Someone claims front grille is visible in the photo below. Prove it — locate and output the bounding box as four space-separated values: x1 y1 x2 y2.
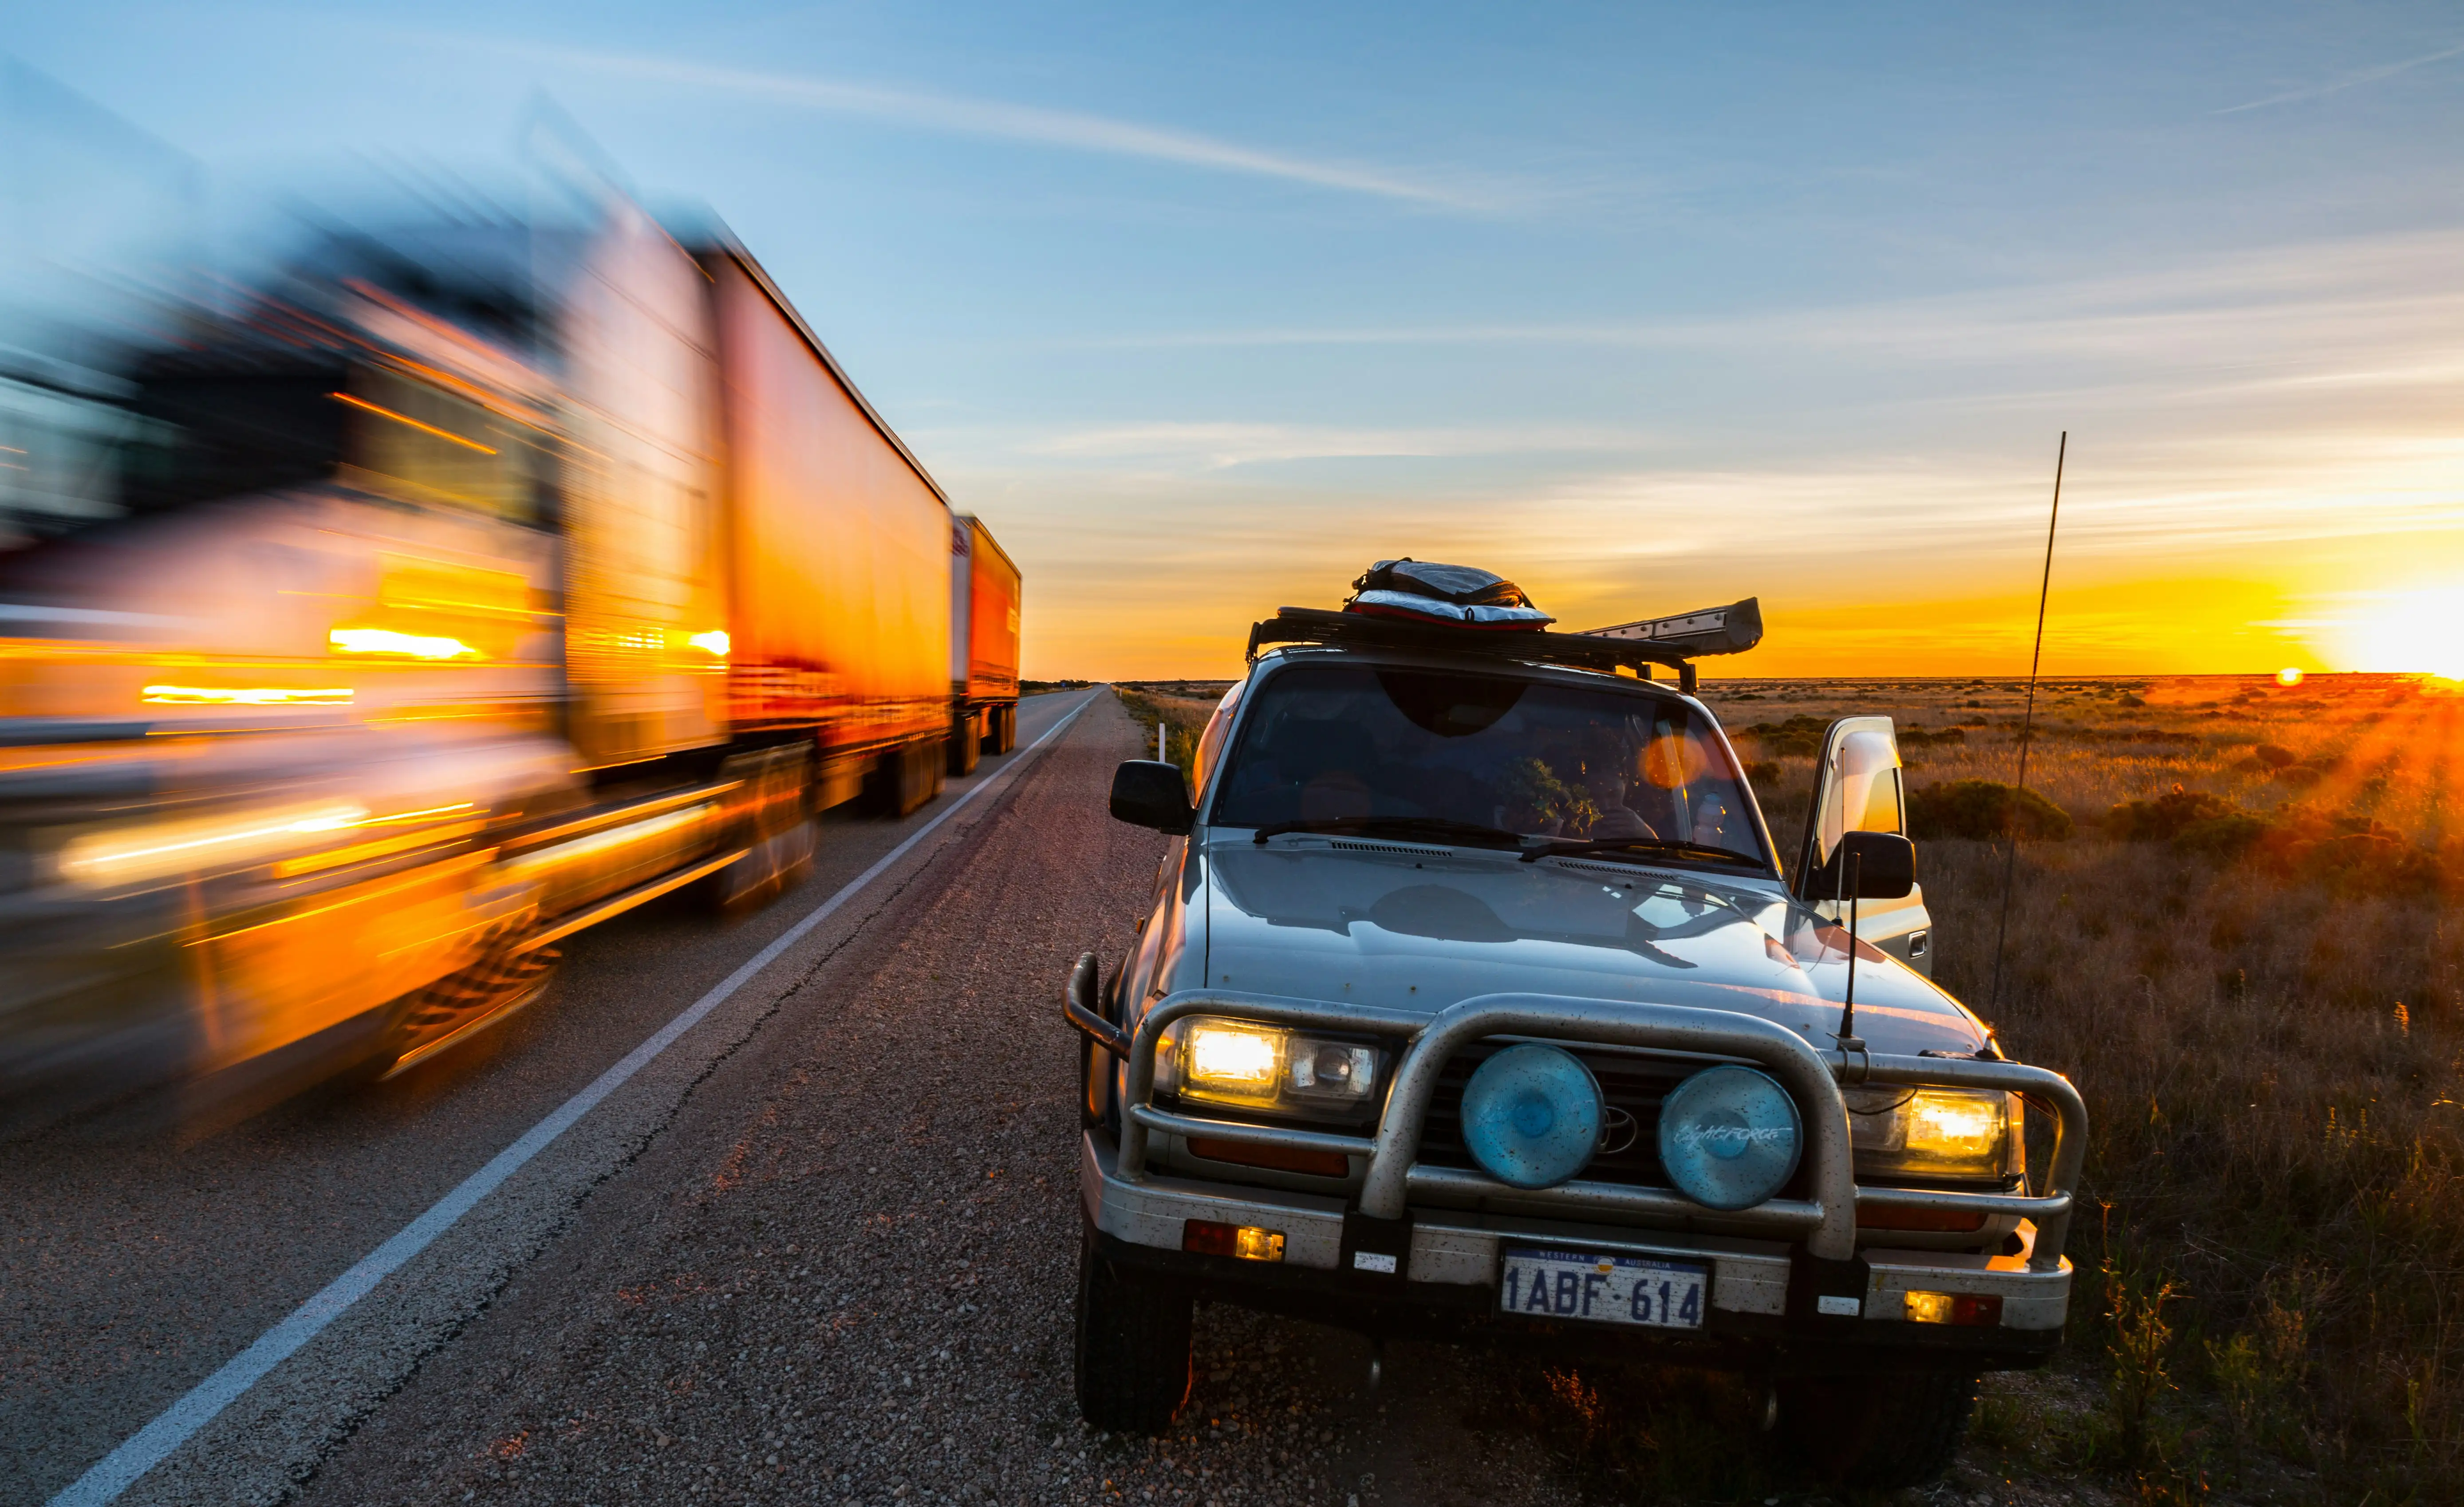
1417 1042 1816 1200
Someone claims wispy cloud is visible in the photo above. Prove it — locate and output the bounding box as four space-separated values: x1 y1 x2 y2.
2216 38 2464 114
452 39 1482 209
1018 420 1648 468
1045 228 2464 385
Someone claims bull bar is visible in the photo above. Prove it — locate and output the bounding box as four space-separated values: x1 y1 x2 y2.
1067 957 2087 1272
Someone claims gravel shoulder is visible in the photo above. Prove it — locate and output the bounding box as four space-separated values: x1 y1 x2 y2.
280 695 1582 1507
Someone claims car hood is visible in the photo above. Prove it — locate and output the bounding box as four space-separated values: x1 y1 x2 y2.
1201 838 1987 1057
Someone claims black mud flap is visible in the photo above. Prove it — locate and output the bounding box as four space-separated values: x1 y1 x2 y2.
1787 1251 1874 1325
1340 1211 1416 1283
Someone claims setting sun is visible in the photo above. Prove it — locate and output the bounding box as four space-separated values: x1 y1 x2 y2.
2276 667 2303 686
2346 587 2464 681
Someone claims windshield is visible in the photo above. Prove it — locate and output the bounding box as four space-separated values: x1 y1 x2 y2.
1209 661 1769 867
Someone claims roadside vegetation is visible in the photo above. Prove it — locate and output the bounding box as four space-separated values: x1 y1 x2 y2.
1112 682 1230 778
1725 671 2464 1503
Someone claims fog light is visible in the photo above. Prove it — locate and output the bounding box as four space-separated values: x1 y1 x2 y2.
1182 1220 1285 1262
1904 1290 2003 1326
1657 1064 1802 1210
1459 1043 1604 1190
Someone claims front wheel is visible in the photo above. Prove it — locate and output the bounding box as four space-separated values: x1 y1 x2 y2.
1776 1370 1976 1489
373 922 559 1079
1073 1228 1191 1433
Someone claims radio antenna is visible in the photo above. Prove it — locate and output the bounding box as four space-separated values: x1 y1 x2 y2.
1987 432 2066 1019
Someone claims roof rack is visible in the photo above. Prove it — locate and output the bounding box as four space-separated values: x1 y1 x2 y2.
1248 601 1755 693
1585 597 1762 658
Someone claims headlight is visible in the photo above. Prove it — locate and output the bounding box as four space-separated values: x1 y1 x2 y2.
1155 1017 1381 1117
1844 1086 2012 1178
55 800 369 887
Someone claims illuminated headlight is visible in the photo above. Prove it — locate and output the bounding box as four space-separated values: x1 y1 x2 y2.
1155 1017 1381 1116
1845 1087 2013 1178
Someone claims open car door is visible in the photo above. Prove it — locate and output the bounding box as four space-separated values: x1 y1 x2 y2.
1794 716 1934 975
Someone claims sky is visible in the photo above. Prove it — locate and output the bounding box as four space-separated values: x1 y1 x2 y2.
5 2 2461 680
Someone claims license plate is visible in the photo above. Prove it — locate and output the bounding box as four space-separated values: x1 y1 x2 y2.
1498 1245 1707 1329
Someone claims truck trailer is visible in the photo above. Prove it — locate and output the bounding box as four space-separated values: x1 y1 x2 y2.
0 191 1019 1121
947 514 1022 774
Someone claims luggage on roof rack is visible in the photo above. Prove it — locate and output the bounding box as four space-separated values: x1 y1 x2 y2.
1343 559 1556 629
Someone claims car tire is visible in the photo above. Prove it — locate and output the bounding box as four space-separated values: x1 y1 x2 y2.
1776 1371 1976 1489
1073 1228 1191 1434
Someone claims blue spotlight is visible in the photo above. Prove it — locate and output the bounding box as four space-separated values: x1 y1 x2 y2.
1656 1064 1802 1210
1460 1044 1603 1189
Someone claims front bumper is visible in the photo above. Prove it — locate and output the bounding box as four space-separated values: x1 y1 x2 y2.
1069 972 2086 1372
1081 1128 2067 1372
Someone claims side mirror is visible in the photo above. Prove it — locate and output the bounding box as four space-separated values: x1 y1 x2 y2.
1109 760 1195 834
1821 830 1916 900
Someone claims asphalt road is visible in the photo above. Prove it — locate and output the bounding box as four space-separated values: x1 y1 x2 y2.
4 689 1878 1507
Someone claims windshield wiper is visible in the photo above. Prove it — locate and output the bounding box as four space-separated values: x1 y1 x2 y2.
1250 815 1528 850
1520 836 1763 867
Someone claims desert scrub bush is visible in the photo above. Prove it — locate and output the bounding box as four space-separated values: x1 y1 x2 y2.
1908 778 2075 841
1918 833 2464 1498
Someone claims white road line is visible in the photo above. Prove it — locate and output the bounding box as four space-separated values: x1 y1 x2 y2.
49 691 1100 1507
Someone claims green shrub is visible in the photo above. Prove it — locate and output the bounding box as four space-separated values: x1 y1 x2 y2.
2109 787 2240 842
2173 813 2271 857
1739 715 1829 758
1908 779 2075 841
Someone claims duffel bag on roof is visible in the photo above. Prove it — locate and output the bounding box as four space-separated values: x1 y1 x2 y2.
1343 558 1555 629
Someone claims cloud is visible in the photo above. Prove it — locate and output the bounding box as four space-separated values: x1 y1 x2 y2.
1060 228 2464 368
463 40 1482 209
2215 38 2464 114
1016 420 1650 468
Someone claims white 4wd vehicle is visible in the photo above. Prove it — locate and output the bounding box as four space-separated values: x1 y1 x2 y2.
1064 599 2085 1489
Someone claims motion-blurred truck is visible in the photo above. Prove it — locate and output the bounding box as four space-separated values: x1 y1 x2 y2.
947 514 1021 774
0 191 1018 1121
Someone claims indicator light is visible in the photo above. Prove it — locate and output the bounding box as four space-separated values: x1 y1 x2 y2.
1181 1220 1285 1262
1904 1291 2003 1326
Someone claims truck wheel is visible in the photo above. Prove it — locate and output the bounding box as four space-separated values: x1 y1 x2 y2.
1777 1371 1976 1489
374 926 559 1079
949 712 981 775
991 704 1016 754
1073 1228 1191 1433
702 818 815 912
894 738 945 813
880 740 932 816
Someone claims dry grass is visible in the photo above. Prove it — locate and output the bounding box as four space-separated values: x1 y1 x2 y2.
1112 683 1232 773
1720 672 2464 1501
